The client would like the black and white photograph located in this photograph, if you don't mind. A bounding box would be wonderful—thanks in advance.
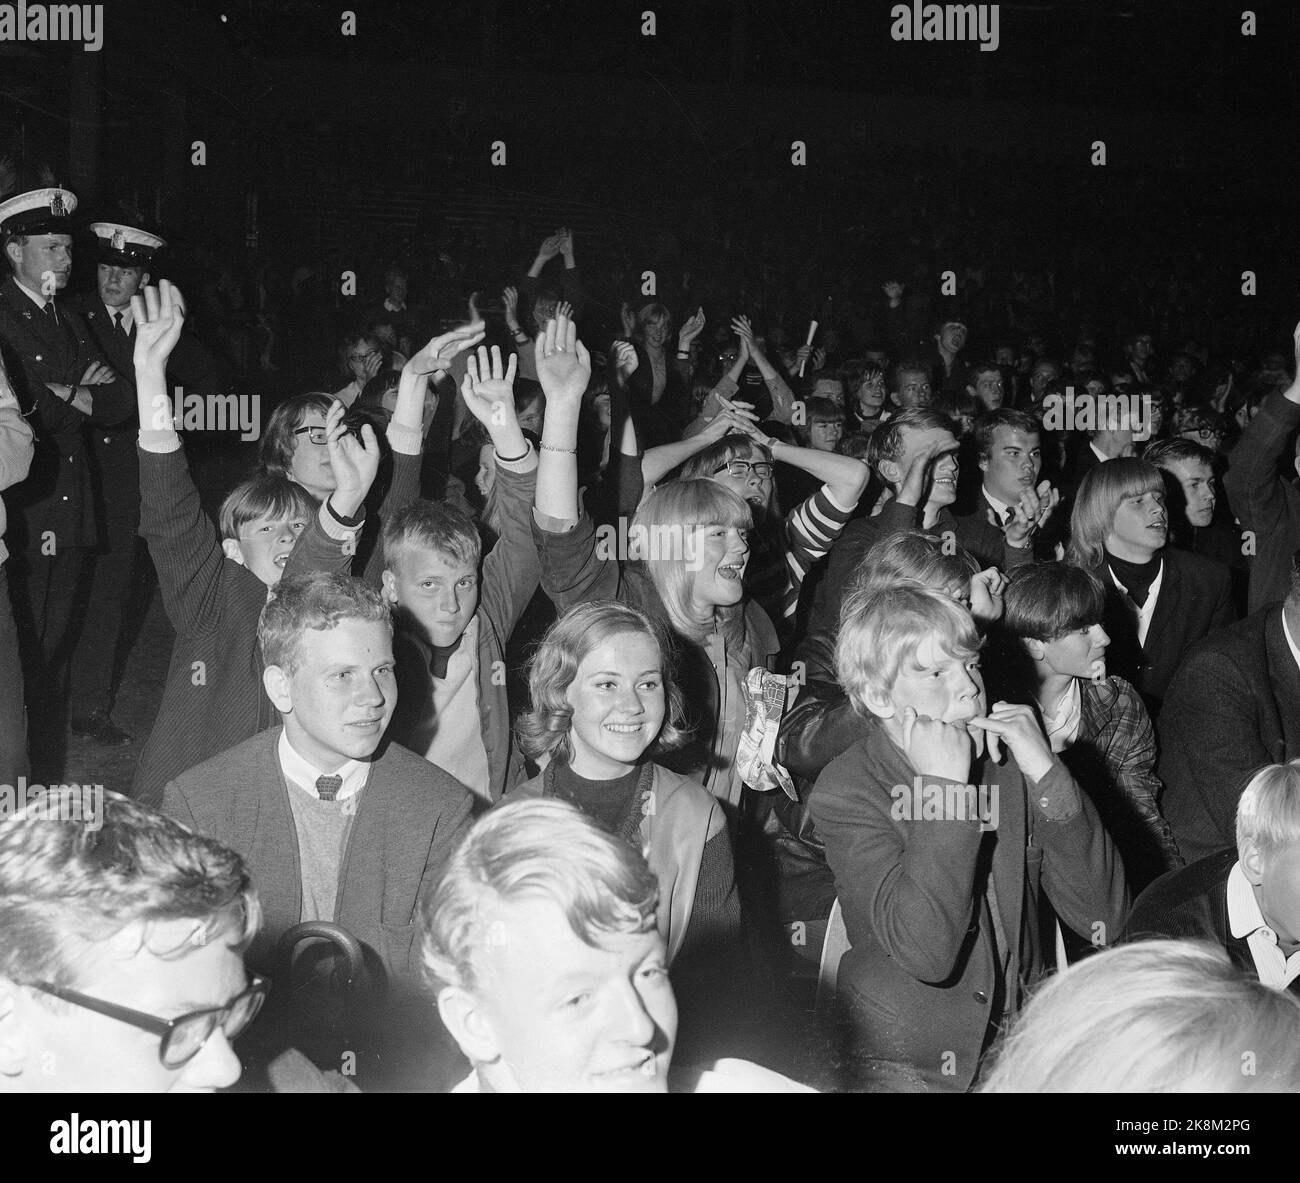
[0,0,1298,1145]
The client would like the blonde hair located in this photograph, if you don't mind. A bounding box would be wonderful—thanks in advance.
[1237,760,1300,861]
[979,940,1300,1092]
[515,600,689,765]
[630,479,752,646]
[419,799,659,993]
[835,584,980,715]
[1067,457,1164,569]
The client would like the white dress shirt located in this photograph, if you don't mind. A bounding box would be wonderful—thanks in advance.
[278,730,367,806]
[1227,860,1300,989]
[1108,558,1164,648]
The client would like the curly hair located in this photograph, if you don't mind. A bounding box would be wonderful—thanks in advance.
[515,600,690,766]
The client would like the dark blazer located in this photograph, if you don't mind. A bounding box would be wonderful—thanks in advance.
[1159,604,1300,864]
[1124,848,1300,993]
[130,447,354,806]
[812,730,1127,1092]
[162,726,475,988]
[1095,546,1235,719]
[0,278,135,549]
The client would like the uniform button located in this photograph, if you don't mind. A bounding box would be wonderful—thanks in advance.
[103,436,111,444]
[973,990,988,1003]
[34,354,42,361]
[1039,797,1050,809]
[61,495,69,501]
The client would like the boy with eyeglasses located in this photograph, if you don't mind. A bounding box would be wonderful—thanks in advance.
[0,792,265,1092]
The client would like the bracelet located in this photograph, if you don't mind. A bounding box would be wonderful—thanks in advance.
[539,443,576,455]
[514,331,530,344]
[494,443,531,463]
[326,497,366,529]
[676,350,691,360]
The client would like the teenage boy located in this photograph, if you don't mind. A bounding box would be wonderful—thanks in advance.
[128,282,376,807]
[0,792,261,1093]
[381,345,541,801]
[422,798,813,1093]
[811,584,1126,1092]
[162,570,474,992]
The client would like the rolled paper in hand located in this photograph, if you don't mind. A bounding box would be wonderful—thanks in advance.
[799,320,819,377]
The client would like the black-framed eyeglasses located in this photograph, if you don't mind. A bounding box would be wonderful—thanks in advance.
[1194,428,1223,440]
[714,459,773,480]
[29,976,270,1070]
[348,349,381,365]
[293,425,329,446]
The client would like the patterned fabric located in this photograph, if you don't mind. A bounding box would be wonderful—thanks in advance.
[779,484,854,625]
[315,775,343,802]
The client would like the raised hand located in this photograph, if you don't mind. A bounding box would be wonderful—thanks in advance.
[359,349,383,384]
[460,344,519,428]
[324,400,380,513]
[537,232,565,263]
[502,285,520,332]
[556,299,574,322]
[406,322,486,377]
[1003,480,1060,548]
[612,339,639,377]
[968,567,1007,629]
[900,707,971,784]
[967,701,1054,782]
[131,280,186,373]
[534,313,591,408]
[620,301,636,338]
[678,307,706,350]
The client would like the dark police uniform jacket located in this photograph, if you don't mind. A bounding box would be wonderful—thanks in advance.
[0,277,135,551]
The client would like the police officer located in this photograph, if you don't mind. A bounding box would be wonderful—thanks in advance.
[65,221,224,743]
[0,179,135,751]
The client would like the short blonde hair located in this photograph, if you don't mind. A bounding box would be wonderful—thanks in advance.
[835,584,980,715]
[419,799,659,993]
[979,940,1300,1092]
[1236,760,1300,861]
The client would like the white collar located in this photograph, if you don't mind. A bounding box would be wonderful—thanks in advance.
[13,278,47,309]
[383,297,406,312]
[1282,609,1300,680]
[1089,440,1110,465]
[982,486,1014,523]
[1227,860,1269,940]
[105,300,134,330]
[277,729,368,802]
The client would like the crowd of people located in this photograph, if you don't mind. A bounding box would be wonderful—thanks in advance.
[4,154,1300,1094]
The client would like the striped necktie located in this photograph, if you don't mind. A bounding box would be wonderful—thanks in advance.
[315,774,343,802]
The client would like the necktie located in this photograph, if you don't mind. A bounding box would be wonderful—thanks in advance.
[113,311,128,338]
[42,299,59,327]
[316,774,343,802]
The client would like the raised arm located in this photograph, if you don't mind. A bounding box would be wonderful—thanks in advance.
[1223,320,1300,533]
[533,313,591,524]
[733,315,796,424]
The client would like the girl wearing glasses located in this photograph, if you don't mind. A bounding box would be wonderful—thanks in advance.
[677,420,870,646]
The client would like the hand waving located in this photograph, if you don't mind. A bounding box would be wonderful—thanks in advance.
[131,280,186,372]
[535,313,591,408]
[406,322,486,377]
[460,344,519,428]
[325,400,380,509]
